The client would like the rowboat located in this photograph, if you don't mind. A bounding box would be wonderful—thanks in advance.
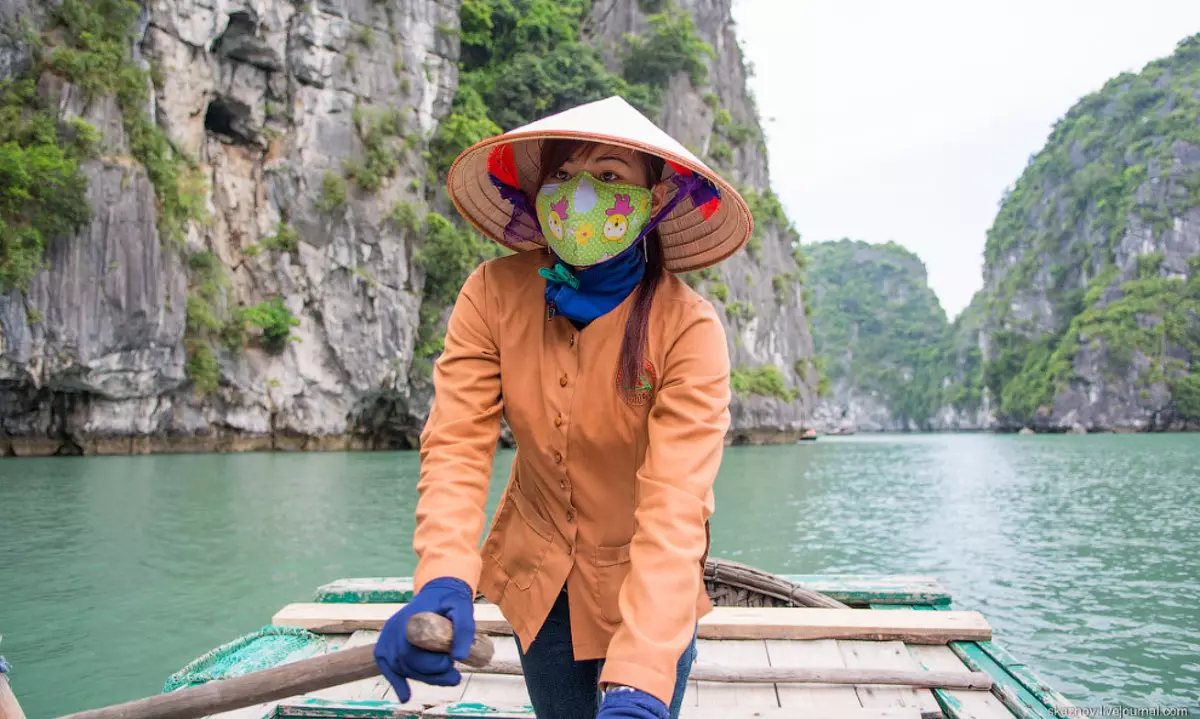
[48,560,1078,719]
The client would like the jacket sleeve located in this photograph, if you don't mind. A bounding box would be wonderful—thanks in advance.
[412,263,504,593]
[598,298,731,704]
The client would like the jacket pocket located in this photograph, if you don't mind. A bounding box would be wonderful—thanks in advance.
[594,542,632,624]
[485,484,554,591]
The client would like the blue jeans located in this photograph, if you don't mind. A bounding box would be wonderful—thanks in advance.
[515,589,696,719]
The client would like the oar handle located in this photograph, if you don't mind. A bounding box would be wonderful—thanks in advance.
[57,612,494,719]
[405,612,496,668]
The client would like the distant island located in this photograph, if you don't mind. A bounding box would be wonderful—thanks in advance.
[807,34,1200,435]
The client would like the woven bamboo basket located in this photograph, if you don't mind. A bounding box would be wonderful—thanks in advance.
[703,558,847,609]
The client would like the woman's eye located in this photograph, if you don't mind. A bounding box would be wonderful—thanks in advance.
[600,171,619,182]
[553,170,570,181]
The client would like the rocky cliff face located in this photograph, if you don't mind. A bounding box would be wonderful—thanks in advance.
[0,0,816,455]
[587,0,817,441]
[971,34,1200,432]
[1,0,461,455]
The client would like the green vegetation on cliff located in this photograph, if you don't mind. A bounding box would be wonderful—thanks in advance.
[979,34,1200,426]
[806,239,958,426]
[0,79,93,291]
[435,0,713,173]
[44,0,206,244]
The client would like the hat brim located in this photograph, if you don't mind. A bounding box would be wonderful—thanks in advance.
[445,100,754,274]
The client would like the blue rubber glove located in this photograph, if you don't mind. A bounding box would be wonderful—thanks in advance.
[373,577,475,702]
[597,687,669,719]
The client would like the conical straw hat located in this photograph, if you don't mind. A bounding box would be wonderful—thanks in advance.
[446,96,754,273]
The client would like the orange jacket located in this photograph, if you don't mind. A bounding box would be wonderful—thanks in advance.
[412,250,731,704]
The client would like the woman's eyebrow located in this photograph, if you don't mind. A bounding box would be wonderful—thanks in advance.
[593,155,633,167]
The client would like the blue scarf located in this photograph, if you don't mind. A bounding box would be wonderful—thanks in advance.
[540,245,645,326]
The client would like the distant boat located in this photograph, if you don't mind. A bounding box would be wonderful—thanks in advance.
[798,428,818,441]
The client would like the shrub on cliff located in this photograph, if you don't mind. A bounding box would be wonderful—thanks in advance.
[731,365,798,402]
[238,298,301,355]
[0,80,92,292]
[621,6,714,91]
[46,0,206,244]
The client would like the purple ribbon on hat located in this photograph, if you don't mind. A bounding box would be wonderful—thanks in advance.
[489,175,543,248]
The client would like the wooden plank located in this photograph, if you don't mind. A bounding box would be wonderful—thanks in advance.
[310,631,389,702]
[227,700,926,719]
[838,641,941,718]
[766,639,863,711]
[692,640,778,709]
[926,604,1070,716]
[273,605,992,644]
[207,636,351,719]
[685,709,923,719]
[682,678,699,708]
[424,707,921,719]
[0,673,27,719]
[421,705,531,718]
[779,576,952,607]
[457,635,529,707]
[275,698,419,717]
[907,645,1013,719]
[947,643,1054,719]
[316,576,950,607]
[976,642,1075,716]
[273,603,512,636]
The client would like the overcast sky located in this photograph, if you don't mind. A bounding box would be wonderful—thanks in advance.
[731,1,1200,317]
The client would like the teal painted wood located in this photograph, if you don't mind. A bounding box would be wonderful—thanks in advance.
[424,703,535,717]
[870,604,979,718]
[980,646,1074,717]
[924,605,1074,717]
[313,576,951,606]
[871,603,1070,719]
[778,575,952,606]
[314,579,415,604]
[948,642,1054,719]
[273,698,420,718]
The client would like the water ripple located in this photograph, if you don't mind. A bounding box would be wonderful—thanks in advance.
[1,436,1198,715]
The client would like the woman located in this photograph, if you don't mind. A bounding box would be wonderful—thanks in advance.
[373,96,753,719]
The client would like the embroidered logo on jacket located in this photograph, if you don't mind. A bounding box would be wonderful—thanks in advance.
[616,358,657,406]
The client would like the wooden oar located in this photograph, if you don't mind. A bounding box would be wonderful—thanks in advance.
[60,613,992,719]
[0,640,28,719]
[0,671,28,719]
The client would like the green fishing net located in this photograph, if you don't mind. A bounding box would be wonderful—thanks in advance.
[162,625,329,693]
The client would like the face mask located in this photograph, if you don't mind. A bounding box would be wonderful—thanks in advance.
[535,171,654,267]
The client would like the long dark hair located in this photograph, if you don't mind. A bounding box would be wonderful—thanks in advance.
[538,139,666,400]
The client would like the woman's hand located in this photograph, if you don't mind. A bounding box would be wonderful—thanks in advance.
[596,686,669,719]
[373,577,476,702]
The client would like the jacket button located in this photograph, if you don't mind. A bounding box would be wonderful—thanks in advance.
[566,511,575,522]
[559,375,568,387]
[559,479,567,489]
[569,334,576,347]
[554,415,563,427]
[554,452,563,464]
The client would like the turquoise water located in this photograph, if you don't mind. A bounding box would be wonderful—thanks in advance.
[1,434,1198,716]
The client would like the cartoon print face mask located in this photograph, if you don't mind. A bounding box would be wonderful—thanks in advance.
[535,171,654,267]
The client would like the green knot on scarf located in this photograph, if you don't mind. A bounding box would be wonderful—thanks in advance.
[538,262,580,290]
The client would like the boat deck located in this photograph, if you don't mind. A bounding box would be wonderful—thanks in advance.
[199,576,1073,719]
